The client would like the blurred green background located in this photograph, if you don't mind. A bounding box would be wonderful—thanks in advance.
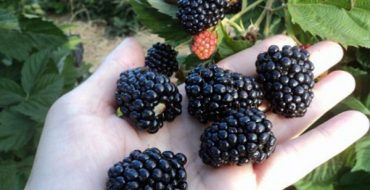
[0,0,370,189]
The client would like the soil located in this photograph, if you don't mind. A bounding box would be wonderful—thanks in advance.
[54,17,162,71]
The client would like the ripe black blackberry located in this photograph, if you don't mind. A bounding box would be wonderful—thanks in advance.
[107,148,187,190]
[177,0,228,35]
[116,68,182,133]
[199,108,276,167]
[185,65,263,123]
[256,45,315,117]
[225,0,241,14]
[145,43,179,77]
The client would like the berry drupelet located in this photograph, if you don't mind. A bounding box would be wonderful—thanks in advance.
[116,68,182,133]
[185,65,263,123]
[199,108,276,167]
[145,43,179,77]
[177,0,228,35]
[107,148,187,190]
[256,45,315,117]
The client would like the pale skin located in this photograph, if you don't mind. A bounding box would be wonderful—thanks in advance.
[26,35,369,190]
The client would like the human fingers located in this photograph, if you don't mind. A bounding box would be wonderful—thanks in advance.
[71,38,145,112]
[255,111,369,190]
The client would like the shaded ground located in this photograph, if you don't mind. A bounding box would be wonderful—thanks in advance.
[55,18,162,71]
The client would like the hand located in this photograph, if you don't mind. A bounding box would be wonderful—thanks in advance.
[26,35,369,190]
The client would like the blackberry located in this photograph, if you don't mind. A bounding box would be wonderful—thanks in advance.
[199,108,276,167]
[185,65,263,123]
[107,148,187,190]
[116,68,182,133]
[145,43,179,77]
[225,0,241,14]
[177,0,228,35]
[256,45,315,117]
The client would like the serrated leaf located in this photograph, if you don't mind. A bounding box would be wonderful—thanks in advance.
[147,0,177,19]
[352,135,370,172]
[296,146,355,188]
[11,100,49,123]
[0,163,21,190]
[299,155,346,186]
[0,78,24,106]
[0,29,33,60]
[341,96,370,115]
[295,181,333,190]
[335,171,370,190]
[0,110,35,151]
[19,17,67,50]
[30,74,64,105]
[288,0,370,48]
[0,8,19,30]
[21,51,49,94]
[129,0,190,46]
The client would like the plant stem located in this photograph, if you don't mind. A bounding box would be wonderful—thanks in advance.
[254,9,267,28]
[224,19,244,33]
[230,0,265,22]
[263,0,274,36]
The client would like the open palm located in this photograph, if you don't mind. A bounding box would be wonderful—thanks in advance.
[26,35,369,190]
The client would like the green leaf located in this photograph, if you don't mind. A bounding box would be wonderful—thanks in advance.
[11,100,49,123]
[30,74,64,105]
[356,47,370,70]
[295,181,333,190]
[296,147,355,189]
[0,78,24,106]
[335,171,370,190]
[129,0,190,46]
[147,0,177,19]
[341,96,370,115]
[365,94,370,108]
[0,17,67,61]
[0,8,19,30]
[288,0,370,48]
[21,51,49,94]
[0,110,35,151]
[0,29,33,60]
[19,17,67,50]
[353,135,370,172]
[217,23,253,59]
[0,163,21,190]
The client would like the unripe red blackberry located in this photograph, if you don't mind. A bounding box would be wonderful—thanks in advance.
[107,148,187,190]
[177,0,228,35]
[191,31,218,60]
[185,65,263,123]
[145,43,179,77]
[256,45,315,117]
[199,108,276,167]
[116,68,182,133]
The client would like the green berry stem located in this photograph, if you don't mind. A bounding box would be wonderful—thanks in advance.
[263,0,274,36]
[230,0,265,22]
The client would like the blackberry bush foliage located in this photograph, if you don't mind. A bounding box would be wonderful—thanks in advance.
[116,68,182,133]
